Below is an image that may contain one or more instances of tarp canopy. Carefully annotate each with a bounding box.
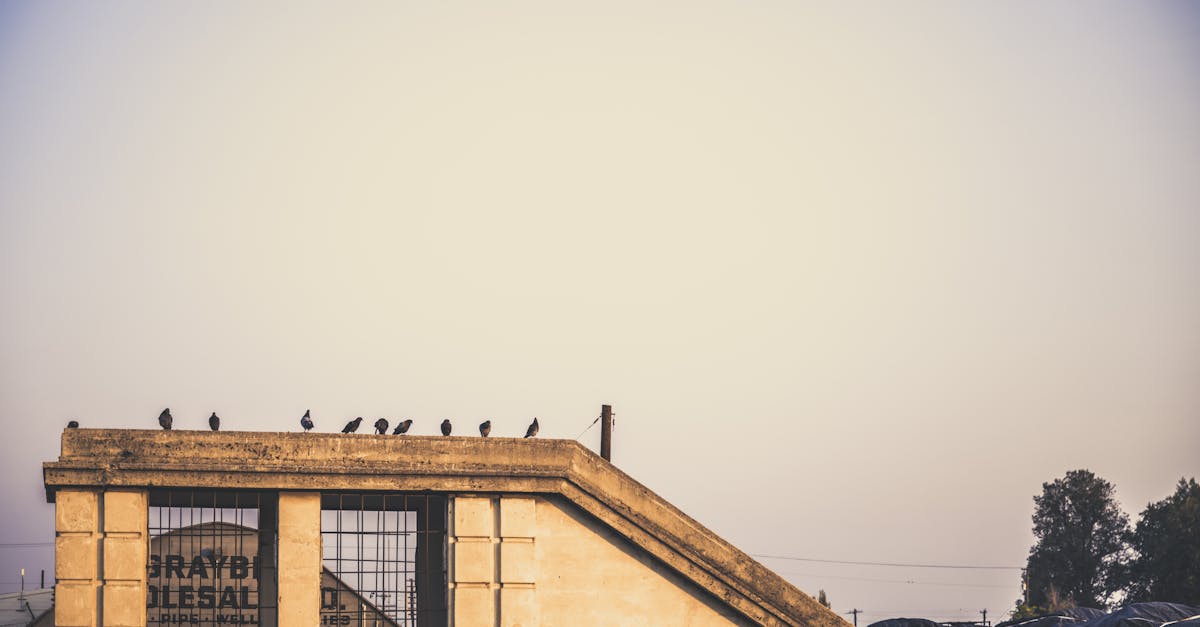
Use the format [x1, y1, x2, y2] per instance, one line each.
[1079, 603, 1200, 627]
[996, 606, 1107, 627]
[867, 618, 943, 627]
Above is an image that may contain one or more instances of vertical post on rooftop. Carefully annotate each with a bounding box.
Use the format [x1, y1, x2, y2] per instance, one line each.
[600, 404, 613, 461]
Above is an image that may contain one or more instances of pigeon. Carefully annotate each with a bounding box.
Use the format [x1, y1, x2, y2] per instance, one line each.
[524, 417, 539, 438]
[300, 410, 314, 432]
[208, 412, 220, 431]
[66, 420, 79, 428]
[479, 420, 492, 437]
[440, 419, 452, 436]
[374, 418, 389, 435]
[392, 419, 412, 435]
[342, 417, 363, 433]
[158, 408, 173, 430]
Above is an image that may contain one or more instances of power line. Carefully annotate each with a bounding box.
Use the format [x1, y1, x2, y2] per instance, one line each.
[754, 553, 1022, 570]
[574, 413, 602, 440]
[777, 569, 1015, 589]
[0, 542, 54, 548]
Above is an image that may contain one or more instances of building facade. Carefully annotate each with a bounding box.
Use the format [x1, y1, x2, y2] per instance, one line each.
[43, 429, 845, 627]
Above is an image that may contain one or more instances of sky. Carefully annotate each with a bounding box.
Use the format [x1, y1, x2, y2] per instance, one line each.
[1, 0, 1199, 622]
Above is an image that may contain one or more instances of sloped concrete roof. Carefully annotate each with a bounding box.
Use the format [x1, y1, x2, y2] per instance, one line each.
[44, 429, 848, 627]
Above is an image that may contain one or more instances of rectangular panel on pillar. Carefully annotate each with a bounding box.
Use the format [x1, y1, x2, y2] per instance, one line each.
[103, 490, 148, 627]
[452, 496, 497, 626]
[55, 489, 100, 627]
[499, 497, 537, 627]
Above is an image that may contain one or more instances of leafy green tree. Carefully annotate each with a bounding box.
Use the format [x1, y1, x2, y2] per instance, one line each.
[1122, 478, 1200, 604]
[1022, 469, 1129, 610]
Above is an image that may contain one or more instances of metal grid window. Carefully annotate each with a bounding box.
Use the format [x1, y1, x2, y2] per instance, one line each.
[147, 490, 278, 626]
[320, 493, 447, 627]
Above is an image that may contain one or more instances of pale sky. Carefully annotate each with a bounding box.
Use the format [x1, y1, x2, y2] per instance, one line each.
[1, 1, 1198, 621]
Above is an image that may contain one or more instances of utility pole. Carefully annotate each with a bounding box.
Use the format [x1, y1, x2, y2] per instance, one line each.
[981, 609, 989, 626]
[19, 568, 24, 601]
[849, 609, 862, 626]
[600, 404, 614, 461]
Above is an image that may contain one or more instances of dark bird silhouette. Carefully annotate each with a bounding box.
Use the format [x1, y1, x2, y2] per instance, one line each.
[158, 408, 173, 430]
[524, 417, 539, 438]
[392, 419, 412, 435]
[208, 412, 220, 431]
[479, 420, 492, 437]
[301, 410, 314, 432]
[66, 420, 79, 428]
[342, 417, 363, 433]
[374, 418, 389, 434]
[440, 419, 452, 436]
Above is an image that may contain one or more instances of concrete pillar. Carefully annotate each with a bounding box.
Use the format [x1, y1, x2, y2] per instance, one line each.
[277, 492, 321, 626]
[54, 488, 149, 627]
[101, 490, 148, 627]
[55, 489, 101, 627]
[450, 495, 537, 627]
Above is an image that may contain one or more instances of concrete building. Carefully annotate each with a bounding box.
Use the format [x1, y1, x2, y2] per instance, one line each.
[43, 429, 847, 627]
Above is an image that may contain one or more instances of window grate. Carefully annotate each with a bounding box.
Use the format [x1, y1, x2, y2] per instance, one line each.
[320, 493, 447, 627]
[146, 490, 278, 626]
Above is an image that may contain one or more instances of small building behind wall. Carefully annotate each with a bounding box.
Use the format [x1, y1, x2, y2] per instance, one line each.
[44, 429, 849, 627]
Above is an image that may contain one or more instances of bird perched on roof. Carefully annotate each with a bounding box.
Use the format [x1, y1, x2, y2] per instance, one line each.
[440, 419, 452, 436]
[66, 420, 79, 428]
[524, 417, 539, 438]
[479, 420, 491, 437]
[209, 412, 220, 431]
[158, 408, 173, 430]
[342, 417, 363, 433]
[301, 410, 314, 432]
[374, 418, 389, 434]
[392, 419, 412, 435]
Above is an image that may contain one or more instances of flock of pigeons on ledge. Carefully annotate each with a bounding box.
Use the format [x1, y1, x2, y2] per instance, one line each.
[64, 409, 540, 438]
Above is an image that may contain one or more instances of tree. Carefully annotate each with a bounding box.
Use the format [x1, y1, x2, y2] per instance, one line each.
[1022, 469, 1129, 610]
[1121, 478, 1200, 605]
[818, 589, 831, 608]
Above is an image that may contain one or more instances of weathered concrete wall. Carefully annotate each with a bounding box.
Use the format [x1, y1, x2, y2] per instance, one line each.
[449, 494, 751, 627]
[535, 496, 752, 627]
[54, 488, 148, 627]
